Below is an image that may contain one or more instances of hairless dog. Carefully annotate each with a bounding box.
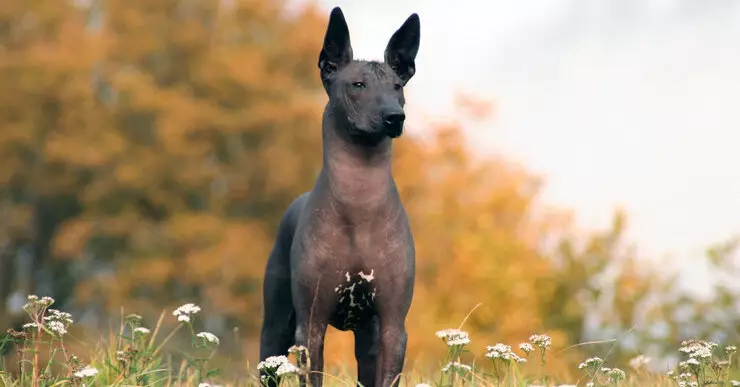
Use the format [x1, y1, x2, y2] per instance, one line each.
[259, 7, 420, 387]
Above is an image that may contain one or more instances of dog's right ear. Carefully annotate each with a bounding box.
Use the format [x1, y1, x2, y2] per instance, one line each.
[318, 7, 353, 91]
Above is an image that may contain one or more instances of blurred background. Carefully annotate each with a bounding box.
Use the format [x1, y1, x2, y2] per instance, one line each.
[1, 0, 739, 377]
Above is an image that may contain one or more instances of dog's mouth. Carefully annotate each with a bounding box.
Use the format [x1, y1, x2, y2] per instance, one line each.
[347, 120, 403, 143]
[383, 124, 403, 138]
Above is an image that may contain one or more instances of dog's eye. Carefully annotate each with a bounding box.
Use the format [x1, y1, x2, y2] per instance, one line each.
[352, 82, 366, 89]
[394, 83, 402, 91]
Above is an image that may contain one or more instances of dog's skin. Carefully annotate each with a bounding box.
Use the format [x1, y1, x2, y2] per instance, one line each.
[259, 7, 420, 387]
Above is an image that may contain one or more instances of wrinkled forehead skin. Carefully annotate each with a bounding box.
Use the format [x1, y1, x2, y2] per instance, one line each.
[334, 61, 402, 90]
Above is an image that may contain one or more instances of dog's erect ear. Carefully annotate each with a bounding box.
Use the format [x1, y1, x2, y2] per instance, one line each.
[319, 7, 353, 90]
[384, 13, 420, 85]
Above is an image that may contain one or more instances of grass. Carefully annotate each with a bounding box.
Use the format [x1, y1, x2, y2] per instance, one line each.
[0, 294, 738, 387]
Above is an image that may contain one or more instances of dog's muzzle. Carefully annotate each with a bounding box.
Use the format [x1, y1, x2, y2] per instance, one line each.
[382, 111, 405, 138]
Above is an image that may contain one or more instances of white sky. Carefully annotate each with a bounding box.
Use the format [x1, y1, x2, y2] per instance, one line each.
[295, 0, 740, 291]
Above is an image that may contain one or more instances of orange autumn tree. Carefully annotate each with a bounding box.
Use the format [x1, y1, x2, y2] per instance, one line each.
[48, 0, 328, 347]
[0, 0, 109, 328]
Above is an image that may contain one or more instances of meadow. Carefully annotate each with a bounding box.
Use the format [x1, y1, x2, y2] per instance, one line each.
[1, 295, 737, 387]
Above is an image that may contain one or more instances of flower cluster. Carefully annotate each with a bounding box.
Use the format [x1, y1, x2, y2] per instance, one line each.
[678, 358, 701, 373]
[578, 357, 604, 372]
[23, 295, 55, 314]
[602, 367, 626, 383]
[519, 342, 534, 355]
[196, 331, 220, 346]
[73, 365, 99, 379]
[484, 343, 526, 364]
[173, 303, 201, 323]
[441, 361, 472, 374]
[679, 339, 717, 360]
[258, 355, 289, 371]
[276, 362, 299, 376]
[257, 355, 299, 382]
[20, 296, 74, 338]
[529, 334, 552, 351]
[44, 309, 74, 336]
[435, 328, 470, 347]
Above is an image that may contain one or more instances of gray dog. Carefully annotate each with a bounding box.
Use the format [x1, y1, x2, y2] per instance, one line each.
[259, 6, 420, 387]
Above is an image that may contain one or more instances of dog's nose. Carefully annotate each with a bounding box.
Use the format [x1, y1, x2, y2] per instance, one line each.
[383, 111, 406, 128]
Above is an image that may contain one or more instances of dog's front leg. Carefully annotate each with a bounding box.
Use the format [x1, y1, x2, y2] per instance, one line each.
[375, 318, 407, 387]
[295, 319, 328, 387]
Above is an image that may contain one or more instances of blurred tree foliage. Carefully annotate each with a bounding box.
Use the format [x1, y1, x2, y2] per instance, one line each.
[0, 0, 738, 372]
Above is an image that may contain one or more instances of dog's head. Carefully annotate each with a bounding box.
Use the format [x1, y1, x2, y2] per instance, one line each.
[318, 7, 420, 144]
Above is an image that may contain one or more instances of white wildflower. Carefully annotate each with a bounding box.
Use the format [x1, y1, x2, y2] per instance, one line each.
[679, 358, 701, 372]
[23, 295, 55, 313]
[39, 308, 74, 336]
[134, 327, 151, 335]
[47, 320, 67, 336]
[519, 342, 534, 354]
[688, 346, 712, 359]
[485, 343, 511, 357]
[435, 328, 470, 347]
[485, 343, 526, 363]
[730, 381, 740, 387]
[608, 368, 626, 382]
[629, 354, 651, 370]
[73, 366, 99, 378]
[199, 383, 223, 387]
[441, 361, 472, 373]
[173, 303, 201, 323]
[45, 309, 73, 325]
[196, 331, 220, 345]
[725, 346, 737, 356]
[447, 335, 470, 346]
[23, 322, 40, 330]
[679, 339, 717, 360]
[288, 345, 307, 355]
[529, 334, 552, 350]
[578, 357, 603, 370]
[39, 296, 55, 307]
[276, 362, 299, 376]
[257, 355, 289, 371]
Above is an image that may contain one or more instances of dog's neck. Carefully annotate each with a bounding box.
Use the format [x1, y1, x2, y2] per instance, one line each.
[320, 107, 395, 216]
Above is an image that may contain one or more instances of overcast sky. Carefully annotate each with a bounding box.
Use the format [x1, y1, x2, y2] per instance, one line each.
[295, 0, 740, 292]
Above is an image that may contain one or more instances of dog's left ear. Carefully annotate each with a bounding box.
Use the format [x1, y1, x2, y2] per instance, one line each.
[319, 7, 353, 92]
[384, 13, 420, 85]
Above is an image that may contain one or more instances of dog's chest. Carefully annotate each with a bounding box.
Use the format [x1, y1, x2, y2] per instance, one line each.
[329, 269, 377, 331]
